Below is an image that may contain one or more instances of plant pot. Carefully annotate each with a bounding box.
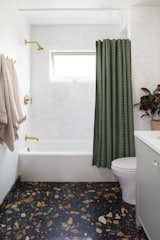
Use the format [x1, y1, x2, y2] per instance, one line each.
[151, 120, 160, 130]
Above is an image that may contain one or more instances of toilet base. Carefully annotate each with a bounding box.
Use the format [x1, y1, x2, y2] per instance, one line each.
[111, 157, 136, 205]
[112, 169, 136, 205]
[119, 175, 136, 205]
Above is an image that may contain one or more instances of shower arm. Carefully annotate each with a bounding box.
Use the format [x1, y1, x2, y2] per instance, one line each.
[24, 39, 44, 51]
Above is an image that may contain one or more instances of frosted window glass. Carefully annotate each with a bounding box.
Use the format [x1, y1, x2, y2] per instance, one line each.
[51, 53, 95, 81]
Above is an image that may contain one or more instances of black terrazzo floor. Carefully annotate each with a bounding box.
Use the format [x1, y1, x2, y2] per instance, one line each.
[0, 182, 148, 240]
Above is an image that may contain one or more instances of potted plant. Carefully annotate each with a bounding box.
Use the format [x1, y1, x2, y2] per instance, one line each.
[140, 85, 160, 130]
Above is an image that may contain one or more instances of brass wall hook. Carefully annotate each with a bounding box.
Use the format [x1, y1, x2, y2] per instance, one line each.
[24, 95, 32, 105]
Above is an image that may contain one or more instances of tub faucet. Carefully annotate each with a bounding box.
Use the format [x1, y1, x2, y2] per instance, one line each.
[25, 135, 39, 141]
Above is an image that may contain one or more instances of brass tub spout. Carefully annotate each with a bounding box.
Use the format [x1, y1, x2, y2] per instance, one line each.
[25, 135, 39, 141]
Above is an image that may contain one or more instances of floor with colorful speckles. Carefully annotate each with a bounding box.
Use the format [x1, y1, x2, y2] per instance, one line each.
[0, 181, 148, 240]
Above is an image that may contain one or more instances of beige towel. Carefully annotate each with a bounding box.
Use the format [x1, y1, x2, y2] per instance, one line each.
[10, 59, 26, 124]
[0, 56, 7, 126]
[6, 58, 19, 130]
[6, 59, 26, 141]
[0, 56, 8, 146]
[0, 55, 16, 151]
[0, 55, 26, 151]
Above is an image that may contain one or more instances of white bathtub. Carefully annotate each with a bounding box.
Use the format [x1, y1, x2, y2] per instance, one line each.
[19, 140, 116, 182]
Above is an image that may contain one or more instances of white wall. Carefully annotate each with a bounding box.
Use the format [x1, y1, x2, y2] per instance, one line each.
[30, 24, 126, 142]
[0, 0, 30, 204]
[129, 6, 160, 130]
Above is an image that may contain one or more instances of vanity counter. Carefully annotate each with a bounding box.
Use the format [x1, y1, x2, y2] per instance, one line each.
[135, 130, 160, 154]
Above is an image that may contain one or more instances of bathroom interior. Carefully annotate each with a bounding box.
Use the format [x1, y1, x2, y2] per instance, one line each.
[0, 0, 160, 239]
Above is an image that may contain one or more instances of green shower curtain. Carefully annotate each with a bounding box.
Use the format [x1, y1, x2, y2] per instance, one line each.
[93, 39, 135, 168]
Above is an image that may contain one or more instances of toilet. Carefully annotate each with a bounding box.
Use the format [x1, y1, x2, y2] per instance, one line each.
[111, 157, 136, 205]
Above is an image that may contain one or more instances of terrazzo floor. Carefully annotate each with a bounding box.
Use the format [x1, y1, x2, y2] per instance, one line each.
[0, 181, 148, 240]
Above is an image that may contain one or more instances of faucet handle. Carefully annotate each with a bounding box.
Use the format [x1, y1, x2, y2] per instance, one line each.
[24, 95, 32, 105]
[152, 160, 160, 167]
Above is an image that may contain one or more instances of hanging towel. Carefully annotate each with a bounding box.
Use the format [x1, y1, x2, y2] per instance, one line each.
[6, 58, 19, 130]
[0, 55, 15, 151]
[0, 56, 8, 146]
[10, 59, 26, 124]
[0, 55, 26, 151]
[0, 56, 7, 126]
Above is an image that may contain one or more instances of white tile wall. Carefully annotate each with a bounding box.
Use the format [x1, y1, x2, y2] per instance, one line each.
[30, 24, 126, 142]
[129, 6, 160, 130]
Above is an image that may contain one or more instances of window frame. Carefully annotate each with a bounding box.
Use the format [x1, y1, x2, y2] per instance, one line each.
[50, 51, 96, 83]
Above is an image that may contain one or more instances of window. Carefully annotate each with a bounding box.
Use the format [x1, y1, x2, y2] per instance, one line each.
[50, 52, 96, 82]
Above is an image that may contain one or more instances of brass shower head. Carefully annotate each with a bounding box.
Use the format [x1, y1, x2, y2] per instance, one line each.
[24, 39, 44, 51]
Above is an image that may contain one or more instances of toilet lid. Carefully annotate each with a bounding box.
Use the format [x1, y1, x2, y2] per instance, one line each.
[112, 157, 136, 171]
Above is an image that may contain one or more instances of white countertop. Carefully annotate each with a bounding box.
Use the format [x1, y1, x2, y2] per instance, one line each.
[135, 131, 160, 154]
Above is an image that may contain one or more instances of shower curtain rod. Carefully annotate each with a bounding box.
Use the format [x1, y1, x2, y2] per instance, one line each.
[19, 8, 124, 12]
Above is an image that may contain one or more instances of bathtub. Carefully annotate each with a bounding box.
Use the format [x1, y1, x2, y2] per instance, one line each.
[19, 140, 116, 182]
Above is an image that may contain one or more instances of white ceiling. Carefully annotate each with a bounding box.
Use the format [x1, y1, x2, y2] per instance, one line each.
[133, 0, 160, 5]
[18, 0, 129, 10]
[20, 9, 127, 25]
[18, 0, 160, 25]
[18, 0, 160, 10]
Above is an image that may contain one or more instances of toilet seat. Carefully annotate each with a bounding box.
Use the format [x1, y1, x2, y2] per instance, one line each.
[111, 157, 136, 173]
